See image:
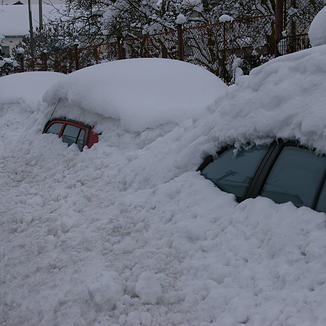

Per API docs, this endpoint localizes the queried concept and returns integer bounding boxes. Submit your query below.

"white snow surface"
[0,71,64,112]
[1,49,326,326]
[176,13,187,24]
[309,6,326,47]
[43,58,227,132]
[219,14,235,23]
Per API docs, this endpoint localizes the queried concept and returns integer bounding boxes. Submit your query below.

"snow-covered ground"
[2,39,326,326]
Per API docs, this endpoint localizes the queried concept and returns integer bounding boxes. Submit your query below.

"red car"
[43,118,99,151]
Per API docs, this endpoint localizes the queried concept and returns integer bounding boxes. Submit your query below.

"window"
[44,122,63,135]
[61,124,85,150]
[201,146,269,200]
[199,141,326,213]
[261,146,326,208]
[316,180,326,213]
[43,119,99,151]
[1,46,10,57]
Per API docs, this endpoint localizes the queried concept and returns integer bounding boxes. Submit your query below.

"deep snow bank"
[1,48,326,326]
[0,71,64,111]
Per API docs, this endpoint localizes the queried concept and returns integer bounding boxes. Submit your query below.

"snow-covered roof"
[0,4,61,36]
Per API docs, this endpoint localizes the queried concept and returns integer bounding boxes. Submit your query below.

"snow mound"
[0,71,64,111]
[309,6,326,47]
[135,272,163,304]
[43,58,227,132]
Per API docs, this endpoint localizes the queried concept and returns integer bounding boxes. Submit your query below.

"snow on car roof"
[194,44,326,156]
[43,58,228,132]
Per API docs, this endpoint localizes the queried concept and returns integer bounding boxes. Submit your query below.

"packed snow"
[1,49,326,326]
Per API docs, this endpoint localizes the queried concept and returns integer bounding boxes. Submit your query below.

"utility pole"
[28,0,35,58]
[275,0,284,56]
[39,0,43,30]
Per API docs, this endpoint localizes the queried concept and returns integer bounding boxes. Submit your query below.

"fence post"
[94,46,99,64]
[177,24,184,61]
[221,22,227,82]
[117,37,125,60]
[20,58,24,72]
[74,44,80,70]
[275,0,284,56]
[42,52,48,71]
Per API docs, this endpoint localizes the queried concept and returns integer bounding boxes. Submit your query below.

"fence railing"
[19,14,310,84]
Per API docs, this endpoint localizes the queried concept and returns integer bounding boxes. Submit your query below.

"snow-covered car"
[194,26,326,216]
[42,57,227,150]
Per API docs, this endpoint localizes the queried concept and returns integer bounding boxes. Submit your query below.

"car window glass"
[45,122,63,135]
[201,146,269,200]
[315,179,326,213]
[76,129,85,151]
[261,146,326,208]
[61,124,83,147]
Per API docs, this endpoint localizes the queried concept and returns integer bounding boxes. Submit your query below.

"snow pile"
[43,58,227,132]
[200,45,326,154]
[1,49,326,326]
[219,14,234,23]
[176,14,187,24]
[0,71,64,112]
[309,6,326,47]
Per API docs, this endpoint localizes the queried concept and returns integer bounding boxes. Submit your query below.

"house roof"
[0,4,61,37]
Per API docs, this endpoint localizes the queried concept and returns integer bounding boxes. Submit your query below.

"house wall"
[1,36,23,57]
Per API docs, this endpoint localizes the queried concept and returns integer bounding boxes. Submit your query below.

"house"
[0,3,61,57]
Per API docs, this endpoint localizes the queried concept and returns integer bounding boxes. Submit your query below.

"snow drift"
[1,48,326,326]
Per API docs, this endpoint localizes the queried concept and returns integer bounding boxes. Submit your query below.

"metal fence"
[183,15,275,83]
[19,15,277,83]
[19,13,309,84]
[275,0,324,56]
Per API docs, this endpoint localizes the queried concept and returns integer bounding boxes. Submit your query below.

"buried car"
[42,57,228,150]
[43,118,99,150]
[195,43,326,215]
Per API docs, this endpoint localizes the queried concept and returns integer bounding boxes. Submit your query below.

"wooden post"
[74,44,80,70]
[20,58,24,72]
[177,24,184,61]
[275,0,284,56]
[42,52,48,71]
[94,46,99,64]
[117,37,124,60]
